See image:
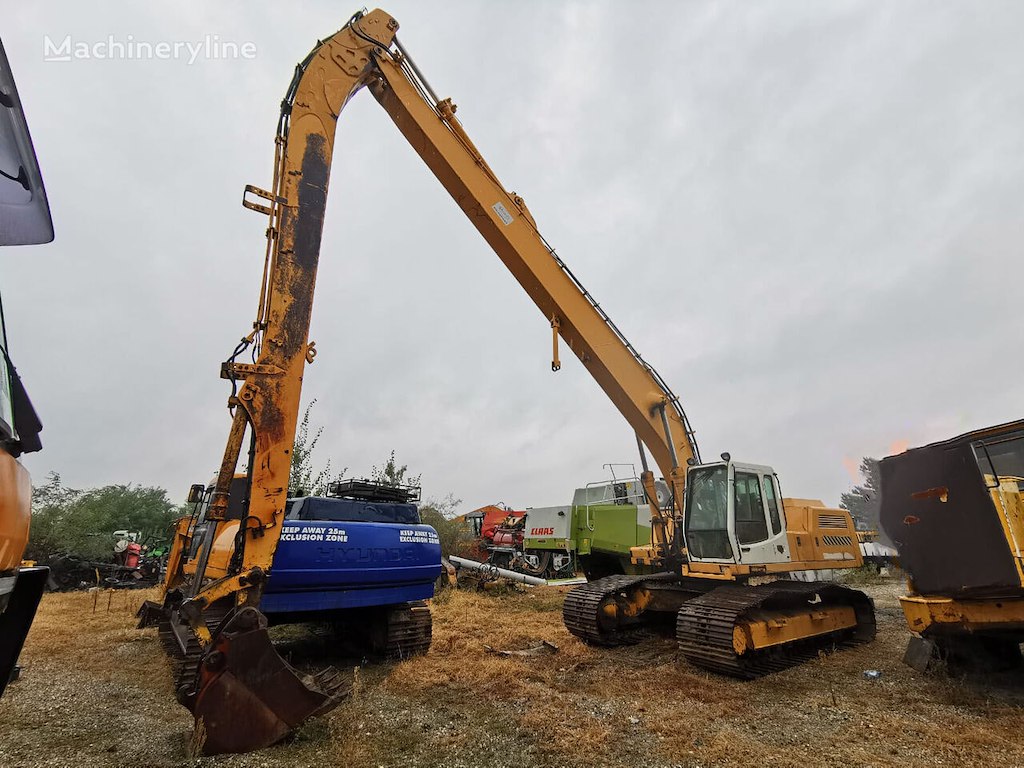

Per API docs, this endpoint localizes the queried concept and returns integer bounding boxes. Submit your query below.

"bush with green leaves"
[289,400,348,497]
[28,472,183,562]
[417,493,472,559]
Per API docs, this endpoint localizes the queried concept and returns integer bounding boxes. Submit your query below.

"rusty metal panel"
[881,421,1024,596]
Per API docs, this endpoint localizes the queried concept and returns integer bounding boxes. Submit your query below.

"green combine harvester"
[461,467,670,582]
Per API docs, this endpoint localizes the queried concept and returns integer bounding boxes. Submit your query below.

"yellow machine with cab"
[881,419,1024,671]
[154,10,875,753]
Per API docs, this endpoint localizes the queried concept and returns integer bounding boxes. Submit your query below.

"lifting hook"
[550,315,561,372]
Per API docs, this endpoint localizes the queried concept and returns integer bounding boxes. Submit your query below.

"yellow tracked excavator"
[151,10,875,754]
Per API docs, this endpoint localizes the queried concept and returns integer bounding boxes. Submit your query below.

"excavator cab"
[683,459,791,565]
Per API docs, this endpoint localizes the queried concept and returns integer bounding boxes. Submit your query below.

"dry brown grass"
[2,581,1024,767]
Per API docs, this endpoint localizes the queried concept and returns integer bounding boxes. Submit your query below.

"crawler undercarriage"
[563,574,875,678]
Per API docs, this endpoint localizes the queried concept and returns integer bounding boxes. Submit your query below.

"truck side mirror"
[187,484,206,504]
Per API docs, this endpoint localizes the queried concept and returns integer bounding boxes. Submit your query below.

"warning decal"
[280,526,348,543]
[400,529,440,544]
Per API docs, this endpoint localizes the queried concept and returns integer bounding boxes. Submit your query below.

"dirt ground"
[2,577,1024,768]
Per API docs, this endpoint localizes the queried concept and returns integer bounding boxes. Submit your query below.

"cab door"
[731,463,790,564]
[683,462,737,563]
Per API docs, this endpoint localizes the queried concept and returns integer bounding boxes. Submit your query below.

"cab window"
[973,434,1024,490]
[734,471,768,544]
[763,475,782,535]
[684,465,732,559]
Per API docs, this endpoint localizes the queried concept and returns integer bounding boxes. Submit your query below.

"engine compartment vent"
[817,513,849,530]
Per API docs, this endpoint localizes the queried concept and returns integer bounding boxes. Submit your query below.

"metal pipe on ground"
[449,556,548,586]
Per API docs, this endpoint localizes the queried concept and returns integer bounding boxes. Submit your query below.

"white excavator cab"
[683,459,792,566]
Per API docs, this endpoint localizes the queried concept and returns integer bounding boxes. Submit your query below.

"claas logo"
[530,527,555,536]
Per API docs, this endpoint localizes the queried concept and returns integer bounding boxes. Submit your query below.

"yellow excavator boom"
[156,9,870,754]
[159,10,701,753]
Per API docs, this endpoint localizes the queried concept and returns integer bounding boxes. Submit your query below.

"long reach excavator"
[151,10,875,755]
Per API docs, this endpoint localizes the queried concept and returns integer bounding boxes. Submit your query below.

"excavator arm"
[369,43,700,538]
[170,9,701,754]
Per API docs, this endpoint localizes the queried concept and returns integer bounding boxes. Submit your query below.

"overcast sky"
[4,1,1022,513]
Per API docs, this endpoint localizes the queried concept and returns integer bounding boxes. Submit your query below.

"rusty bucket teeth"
[184,606,350,756]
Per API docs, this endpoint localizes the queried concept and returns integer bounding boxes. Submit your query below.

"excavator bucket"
[174,607,349,756]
